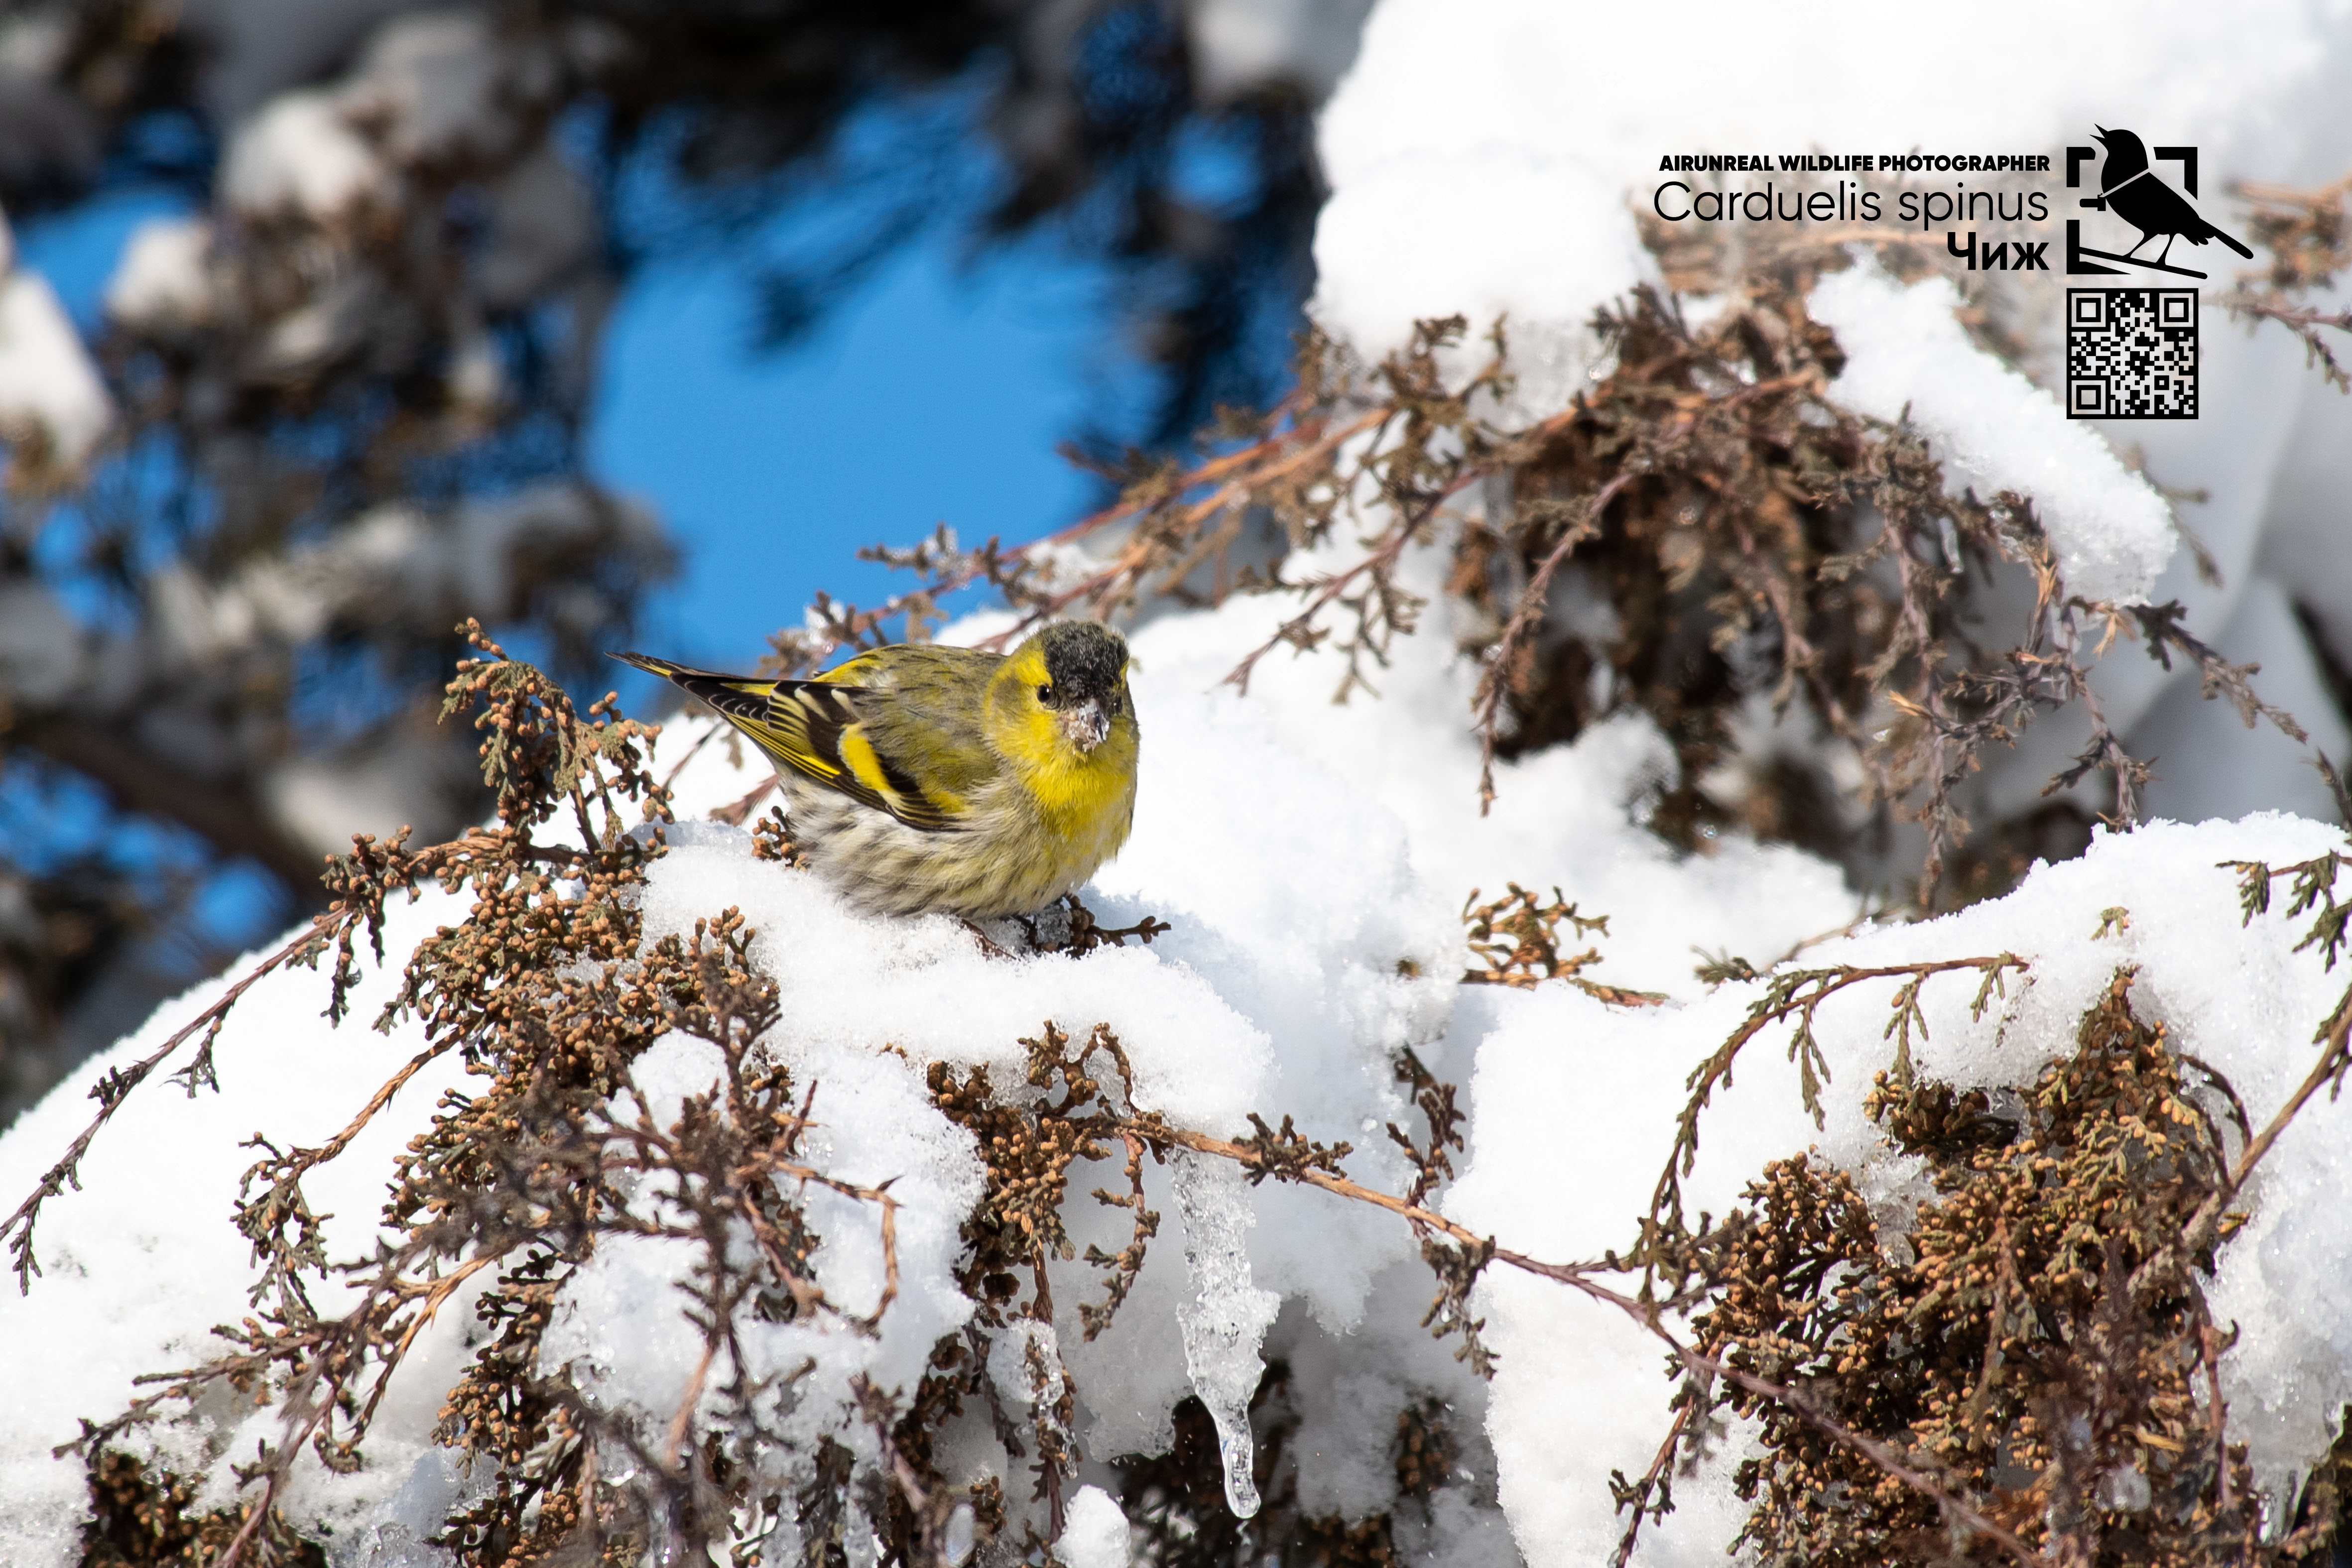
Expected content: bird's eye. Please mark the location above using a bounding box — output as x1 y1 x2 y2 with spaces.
1036 684 1053 704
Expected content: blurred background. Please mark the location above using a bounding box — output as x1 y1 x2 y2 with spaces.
0 0 1374 1116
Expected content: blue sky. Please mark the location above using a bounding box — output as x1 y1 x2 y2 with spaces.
17 183 1135 670
594 228 1136 670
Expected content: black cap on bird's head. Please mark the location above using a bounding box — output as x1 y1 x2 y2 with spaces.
1037 620 1126 702
1030 620 1128 752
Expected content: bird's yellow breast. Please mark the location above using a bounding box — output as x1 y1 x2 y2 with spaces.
1030 727 1136 835
990 699 1135 831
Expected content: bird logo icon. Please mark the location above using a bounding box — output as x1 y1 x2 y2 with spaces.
2068 128 2252 279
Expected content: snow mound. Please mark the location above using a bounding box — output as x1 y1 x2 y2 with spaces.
8 0 2352 1550
1809 263 2174 605
1450 812 2352 1562
1313 0 2350 366
0 213 111 475
220 89 392 221
105 217 218 335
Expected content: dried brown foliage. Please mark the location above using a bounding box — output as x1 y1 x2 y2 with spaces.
1597 850 2352 1568
2227 172 2352 391
24 630 927 1568
79 1450 323 1568
27 641 2352 1568
1460 883 1665 1005
924 1020 1147 1538
1645 953 2031 1285
1683 972 2325 1566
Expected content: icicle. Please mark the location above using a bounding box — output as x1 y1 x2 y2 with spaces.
1170 1150 1281 1519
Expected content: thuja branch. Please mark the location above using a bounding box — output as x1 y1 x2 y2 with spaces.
9 630 670 1298
1125 1115 1670 1314
1608 1406 1690 1568
2 828 649 1295
1139 1103 2048 1568
764 392 1391 676
204 1249 500 1568
2221 169 2352 392
105 906 904 1568
1642 953 2029 1276
2 919 333 1292
2181 979 2352 1261
1643 1313 2052 1568
1471 473 1621 808
980 404 1397 653
0 824 539 1291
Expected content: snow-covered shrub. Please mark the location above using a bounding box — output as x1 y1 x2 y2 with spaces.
16 635 2352 1568
12 161 2352 1568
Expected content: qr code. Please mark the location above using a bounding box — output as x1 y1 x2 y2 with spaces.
2067 288 2197 419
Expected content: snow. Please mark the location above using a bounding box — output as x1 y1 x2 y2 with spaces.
472 144 594 310
211 9 558 230
340 11 535 167
1809 263 2174 606
1447 811 2352 1562
1057 1485 1132 1568
1312 0 2352 369
219 89 392 221
105 217 217 334
149 483 661 667
0 261 113 474
179 0 414 121
0 581 85 704
260 726 481 861
1185 0 1375 104
0 13 70 81
0 895 477 1566
0 202 113 475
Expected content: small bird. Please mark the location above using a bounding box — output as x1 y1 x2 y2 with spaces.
614 621 1139 920
2086 127 2254 269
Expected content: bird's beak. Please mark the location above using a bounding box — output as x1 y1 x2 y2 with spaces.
1060 697 1111 753
2093 126 2109 144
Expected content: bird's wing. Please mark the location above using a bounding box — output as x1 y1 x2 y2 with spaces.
610 652 968 831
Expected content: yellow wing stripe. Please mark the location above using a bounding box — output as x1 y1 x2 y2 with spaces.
835 725 893 799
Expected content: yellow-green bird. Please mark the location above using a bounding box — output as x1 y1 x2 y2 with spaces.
613 621 1138 920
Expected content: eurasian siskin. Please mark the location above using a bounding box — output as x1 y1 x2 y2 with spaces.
615 620 1138 919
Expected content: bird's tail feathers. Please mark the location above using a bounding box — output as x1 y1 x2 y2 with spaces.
612 649 714 681
609 651 783 721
